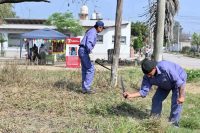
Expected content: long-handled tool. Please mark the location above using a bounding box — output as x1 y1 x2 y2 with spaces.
95 60 111 71
95 61 127 98
120 76 127 98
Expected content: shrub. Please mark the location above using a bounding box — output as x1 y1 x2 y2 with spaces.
186 69 200 82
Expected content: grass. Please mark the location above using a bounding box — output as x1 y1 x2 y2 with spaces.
0 62 200 132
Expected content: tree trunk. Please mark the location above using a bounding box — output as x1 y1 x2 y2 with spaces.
148 0 154 49
111 0 123 87
0 0 50 4
153 0 166 61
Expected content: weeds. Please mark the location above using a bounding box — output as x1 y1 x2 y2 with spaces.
0 63 199 132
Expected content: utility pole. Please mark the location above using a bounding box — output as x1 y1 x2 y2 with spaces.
177 25 179 53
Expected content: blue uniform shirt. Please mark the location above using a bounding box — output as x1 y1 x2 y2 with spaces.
80 28 97 54
139 61 187 97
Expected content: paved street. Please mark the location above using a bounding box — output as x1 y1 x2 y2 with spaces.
163 53 200 69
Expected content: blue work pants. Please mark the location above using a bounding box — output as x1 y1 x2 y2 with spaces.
78 47 95 91
151 87 182 124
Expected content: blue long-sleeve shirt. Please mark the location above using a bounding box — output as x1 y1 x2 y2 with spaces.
80 28 97 54
139 61 187 97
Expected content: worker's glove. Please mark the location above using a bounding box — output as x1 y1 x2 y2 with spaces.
89 53 95 62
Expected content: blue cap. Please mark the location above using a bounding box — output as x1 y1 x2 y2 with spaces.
94 20 105 28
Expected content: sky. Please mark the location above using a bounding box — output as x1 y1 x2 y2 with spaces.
13 0 200 34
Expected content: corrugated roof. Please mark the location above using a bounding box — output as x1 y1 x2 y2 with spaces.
4 18 46 24
0 24 55 30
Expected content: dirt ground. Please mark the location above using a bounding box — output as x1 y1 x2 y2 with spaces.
186 83 200 94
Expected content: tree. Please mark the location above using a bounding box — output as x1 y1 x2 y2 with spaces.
0 0 50 4
46 12 83 36
133 33 143 52
147 0 179 61
0 4 15 57
131 22 148 51
131 22 148 38
192 33 200 53
111 0 123 87
0 3 16 19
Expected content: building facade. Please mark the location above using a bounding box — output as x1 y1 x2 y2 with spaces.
0 18 131 60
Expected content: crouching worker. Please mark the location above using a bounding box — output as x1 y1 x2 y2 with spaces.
123 59 187 127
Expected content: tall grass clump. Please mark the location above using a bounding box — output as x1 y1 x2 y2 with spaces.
0 61 29 87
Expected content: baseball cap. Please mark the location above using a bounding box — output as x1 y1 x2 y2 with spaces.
141 59 157 74
94 20 105 29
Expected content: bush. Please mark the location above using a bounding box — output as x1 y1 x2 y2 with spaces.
181 46 191 54
186 69 200 82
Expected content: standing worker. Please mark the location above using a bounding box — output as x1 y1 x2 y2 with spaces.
78 20 105 94
123 59 187 127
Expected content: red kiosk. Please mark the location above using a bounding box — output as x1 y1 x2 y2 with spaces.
66 38 81 68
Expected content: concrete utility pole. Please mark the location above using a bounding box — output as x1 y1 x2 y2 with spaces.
111 0 123 87
177 25 179 52
153 0 166 61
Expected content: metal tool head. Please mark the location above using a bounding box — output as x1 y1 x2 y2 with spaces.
120 76 127 99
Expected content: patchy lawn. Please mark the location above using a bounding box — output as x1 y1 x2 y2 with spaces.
0 63 199 132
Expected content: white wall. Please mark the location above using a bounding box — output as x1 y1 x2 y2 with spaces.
93 22 131 60
0 21 131 59
1 30 26 58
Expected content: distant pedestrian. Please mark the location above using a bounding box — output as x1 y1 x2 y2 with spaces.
39 44 47 65
32 44 40 63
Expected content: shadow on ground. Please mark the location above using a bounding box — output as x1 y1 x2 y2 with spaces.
90 102 149 120
53 79 82 93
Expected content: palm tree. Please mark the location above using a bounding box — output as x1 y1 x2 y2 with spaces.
147 0 179 61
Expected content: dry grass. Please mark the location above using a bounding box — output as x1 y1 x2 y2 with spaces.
0 62 199 133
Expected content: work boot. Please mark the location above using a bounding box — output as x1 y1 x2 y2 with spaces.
169 121 179 128
82 90 96 94
172 122 179 128
86 90 96 94
82 90 87 94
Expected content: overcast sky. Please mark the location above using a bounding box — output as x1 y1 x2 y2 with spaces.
14 0 200 34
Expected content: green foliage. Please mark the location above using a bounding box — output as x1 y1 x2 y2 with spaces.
0 33 6 43
192 33 200 46
186 69 200 82
46 12 83 36
133 33 143 51
181 46 190 54
0 3 16 19
192 33 200 53
131 22 147 49
131 22 148 37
